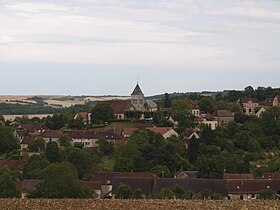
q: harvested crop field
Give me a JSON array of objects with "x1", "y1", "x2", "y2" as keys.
[{"x1": 0, "y1": 199, "x2": 280, "y2": 210}]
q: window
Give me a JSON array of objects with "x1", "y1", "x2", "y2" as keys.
[
  {"x1": 132, "y1": 99, "x2": 137, "y2": 104},
  {"x1": 139, "y1": 99, "x2": 144, "y2": 104}
]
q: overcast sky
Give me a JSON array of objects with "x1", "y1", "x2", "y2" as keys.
[{"x1": 0, "y1": 0, "x2": 279, "y2": 96}]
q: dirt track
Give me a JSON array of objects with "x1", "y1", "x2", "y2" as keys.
[{"x1": 0, "y1": 199, "x2": 280, "y2": 210}]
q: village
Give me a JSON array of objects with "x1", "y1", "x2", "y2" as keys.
[{"x1": 0, "y1": 84, "x2": 280, "y2": 200}]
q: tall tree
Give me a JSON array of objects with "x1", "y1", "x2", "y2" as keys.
[
  {"x1": 29, "y1": 162, "x2": 92, "y2": 198},
  {"x1": 0, "y1": 168, "x2": 21, "y2": 198},
  {"x1": 0, "y1": 127, "x2": 19, "y2": 154},
  {"x1": 163, "y1": 93, "x2": 172, "y2": 108},
  {"x1": 91, "y1": 103, "x2": 115, "y2": 125},
  {"x1": 67, "y1": 148, "x2": 92, "y2": 179},
  {"x1": 45, "y1": 142, "x2": 60, "y2": 163}
]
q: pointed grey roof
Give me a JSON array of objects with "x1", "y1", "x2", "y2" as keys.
[{"x1": 131, "y1": 83, "x2": 144, "y2": 95}]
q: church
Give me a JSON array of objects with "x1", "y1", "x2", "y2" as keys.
[{"x1": 99, "y1": 83, "x2": 158, "y2": 120}]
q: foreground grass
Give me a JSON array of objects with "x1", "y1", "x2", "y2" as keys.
[{"x1": 1, "y1": 199, "x2": 280, "y2": 210}]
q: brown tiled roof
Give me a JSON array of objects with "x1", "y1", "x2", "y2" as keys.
[
  {"x1": 153, "y1": 178, "x2": 227, "y2": 197},
  {"x1": 262, "y1": 173, "x2": 280, "y2": 180},
  {"x1": 16, "y1": 130, "x2": 28, "y2": 138},
  {"x1": 21, "y1": 123, "x2": 48, "y2": 131},
  {"x1": 98, "y1": 100, "x2": 131, "y2": 114},
  {"x1": 0, "y1": 160, "x2": 26, "y2": 171},
  {"x1": 112, "y1": 177, "x2": 154, "y2": 195},
  {"x1": 91, "y1": 172, "x2": 156, "y2": 184},
  {"x1": 239, "y1": 98, "x2": 259, "y2": 103},
  {"x1": 227, "y1": 179, "x2": 278, "y2": 194},
  {"x1": 216, "y1": 110, "x2": 234, "y2": 117},
  {"x1": 21, "y1": 136, "x2": 33, "y2": 145},
  {"x1": 84, "y1": 181, "x2": 103, "y2": 191},
  {"x1": 123, "y1": 128, "x2": 139, "y2": 136},
  {"x1": 41, "y1": 130, "x2": 62, "y2": 138},
  {"x1": 146, "y1": 127, "x2": 173, "y2": 135},
  {"x1": 223, "y1": 173, "x2": 254, "y2": 180},
  {"x1": 183, "y1": 128, "x2": 200, "y2": 139}
]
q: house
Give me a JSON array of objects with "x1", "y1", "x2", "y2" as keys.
[
  {"x1": 188, "y1": 101, "x2": 200, "y2": 117},
  {"x1": 273, "y1": 96, "x2": 280, "y2": 107},
  {"x1": 98, "y1": 100, "x2": 132, "y2": 120},
  {"x1": 40, "y1": 130, "x2": 62, "y2": 144},
  {"x1": 15, "y1": 130, "x2": 29, "y2": 142},
  {"x1": 20, "y1": 136, "x2": 33, "y2": 151},
  {"x1": 122, "y1": 128, "x2": 139, "y2": 138},
  {"x1": 254, "y1": 106, "x2": 267, "y2": 118},
  {"x1": 131, "y1": 83, "x2": 146, "y2": 111},
  {"x1": 198, "y1": 114, "x2": 218, "y2": 130},
  {"x1": 215, "y1": 110, "x2": 235, "y2": 126},
  {"x1": 19, "y1": 123, "x2": 48, "y2": 134},
  {"x1": 91, "y1": 172, "x2": 157, "y2": 198},
  {"x1": 174, "y1": 168, "x2": 198, "y2": 179},
  {"x1": 226, "y1": 179, "x2": 280, "y2": 200},
  {"x1": 74, "y1": 112, "x2": 92, "y2": 124},
  {"x1": 238, "y1": 98, "x2": 259, "y2": 115},
  {"x1": 145, "y1": 100, "x2": 158, "y2": 112},
  {"x1": 19, "y1": 180, "x2": 41, "y2": 198},
  {"x1": 84, "y1": 181, "x2": 103, "y2": 199},
  {"x1": 112, "y1": 177, "x2": 155, "y2": 197},
  {"x1": 146, "y1": 127, "x2": 179, "y2": 139},
  {"x1": 153, "y1": 178, "x2": 228, "y2": 199},
  {"x1": 64, "y1": 130, "x2": 123, "y2": 148},
  {"x1": 0, "y1": 160, "x2": 26, "y2": 173},
  {"x1": 223, "y1": 173, "x2": 254, "y2": 180},
  {"x1": 122, "y1": 127, "x2": 178, "y2": 139},
  {"x1": 182, "y1": 128, "x2": 200, "y2": 149}
]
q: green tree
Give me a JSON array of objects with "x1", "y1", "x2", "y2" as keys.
[
  {"x1": 59, "y1": 135, "x2": 71, "y2": 148},
  {"x1": 97, "y1": 139, "x2": 114, "y2": 155},
  {"x1": 28, "y1": 137, "x2": 45, "y2": 152},
  {"x1": 91, "y1": 103, "x2": 115, "y2": 125},
  {"x1": 163, "y1": 93, "x2": 172, "y2": 108},
  {"x1": 45, "y1": 114, "x2": 65, "y2": 130},
  {"x1": 67, "y1": 147, "x2": 92, "y2": 179},
  {"x1": 188, "y1": 136, "x2": 199, "y2": 164},
  {"x1": 115, "y1": 184, "x2": 133, "y2": 199},
  {"x1": 0, "y1": 168, "x2": 21, "y2": 198},
  {"x1": 45, "y1": 142, "x2": 60, "y2": 163},
  {"x1": 0, "y1": 127, "x2": 19, "y2": 154},
  {"x1": 23, "y1": 155, "x2": 49, "y2": 179},
  {"x1": 29, "y1": 162, "x2": 92, "y2": 198},
  {"x1": 151, "y1": 165, "x2": 171, "y2": 178},
  {"x1": 198, "y1": 98, "x2": 215, "y2": 114},
  {"x1": 67, "y1": 116, "x2": 84, "y2": 130},
  {"x1": 132, "y1": 188, "x2": 143, "y2": 199},
  {"x1": 258, "y1": 189, "x2": 275, "y2": 200},
  {"x1": 113, "y1": 141, "x2": 140, "y2": 172}
]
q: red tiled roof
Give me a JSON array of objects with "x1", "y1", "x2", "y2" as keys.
[
  {"x1": 41, "y1": 130, "x2": 62, "y2": 138},
  {"x1": 0, "y1": 160, "x2": 26, "y2": 171},
  {"x1": 98, "y1": 100, "x2": 131, "y2": 114},
  {"x1": 188, "y1": 100, "x2": 199, "y2": 109}
]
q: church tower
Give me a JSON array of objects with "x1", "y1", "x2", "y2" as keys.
[{"x1": 131, "y1": 83, "x2": 145, "y2": 111}]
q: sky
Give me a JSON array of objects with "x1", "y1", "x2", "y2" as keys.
[{"x1": 0, "y1": 0, "x2": 280, "y2": 96}]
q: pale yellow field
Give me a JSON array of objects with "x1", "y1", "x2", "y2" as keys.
[{"x1": 0, "y1": 199, "x2": 279, "y2": 210}]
